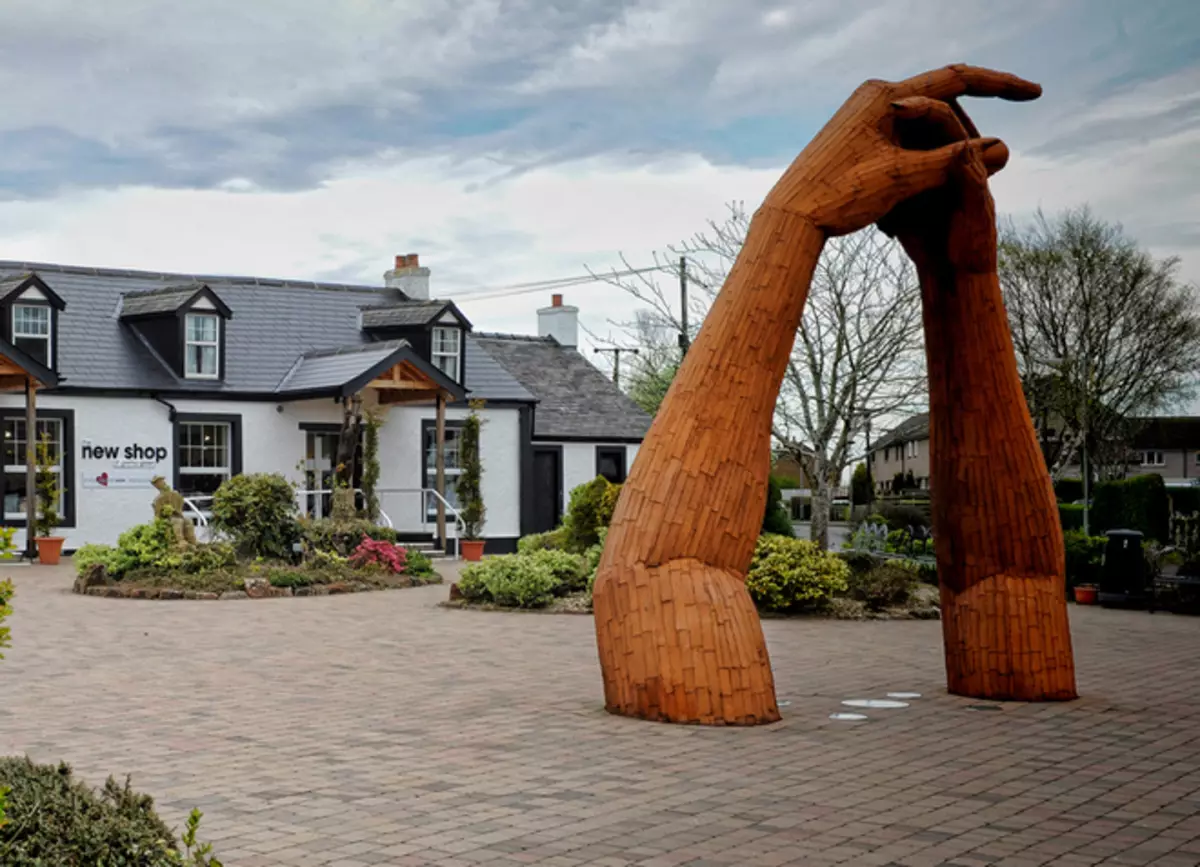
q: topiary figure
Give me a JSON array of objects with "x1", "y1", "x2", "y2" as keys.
[{"x1": 151, "y1": 476, "x2": 196, "y2": 546}]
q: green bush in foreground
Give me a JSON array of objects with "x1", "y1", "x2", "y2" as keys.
[
  {"x1": 210, "y1": 473, "x2": 300, "y2": 560},
  {"x1": 746, "y1": 534, "x2": 850, "y2": 613},
  {"x1": 458, "y1": 555, "x2": 560, "y2": 608},
  {"x1": 0, "y1": 757, "x2": 221, "y2": 865},
  {"x1": 847, "y1": 563, "x2": 917, "y2": 611}
]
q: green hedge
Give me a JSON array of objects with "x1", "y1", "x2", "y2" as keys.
[
  {"x1": 1058, "y1": 503, "x2": 1086, "y2": 532},
  {"x1": 1092, "y1": 474, "x2": 1169, "y2": 541},
  {"x1": 1054, "y1": 477, "x2": 1084, "y2": 503}
]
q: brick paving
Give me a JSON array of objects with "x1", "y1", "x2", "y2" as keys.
[{"x1": 1, "y1": 563, "x2": 1199, "y2": 866}]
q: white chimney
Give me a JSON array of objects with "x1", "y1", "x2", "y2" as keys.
[
  {"x1": 538, "y1": 293, "x2": 578, "y2": 348},
  {"x1": 384, "y1": 253, "x2": 430, "y2": 300}
]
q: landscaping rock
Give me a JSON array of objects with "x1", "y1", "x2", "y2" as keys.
[
  {"x1": 327, "y1": 583, "x2": 350, "y2": 594},
  {"x1": 127, "y1": 588, "x2": 148, "y2": 599},
  {"x1": 159, "y1": 589, "x2": 184, "y2": 600},
  {"x1": 244, "y1": 577, "x2": 273, "y2": 599},
  {"x1": 73, "y1": 563, "x2": 108, "y2": 595},
  {"x1": 86, "y1": 586, "x2": 108, "y2": 597},
  {"x1": 105, "y1": 587, "x2": 124, "y2": 598},
  {"x1": 219, "y1": 590, "x2": 249, "y2": 601},
  {"x1": 195, "y1": 592, "x2": 219, "y2": 601},
  {"x1": 448, "y1": 582, "x2": 463, "y2": 601},
  {"x1": 308, "y1": 585, "x2": 330, "y2": 596},
  {"x1": 294, "y1": 586, "x2": 311, "y2": 597}
]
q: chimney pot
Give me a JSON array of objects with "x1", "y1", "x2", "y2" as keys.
[
  {"x1": 384, "y1": 252, "x2": 431, "y2": 300},
  {"x1": 394, "y1": 254, "x2": 405, "y2": 269},
  {"x1": 538, "y1": 295, "x2": 579, "y2": 348},
  {"x1": 551, "y1": 293, "x2": 563, "y2": 307},
  {"x1": 408, "y1": 253, "x2": 419, "y2": 268}
]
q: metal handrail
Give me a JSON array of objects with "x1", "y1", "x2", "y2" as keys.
[
  {"x1": 181, "y1": 496, "x2": 210, "y2": 527},
  {"x1": 294, "y1": 488, "x2": 393, "y2": 529},
  {"x1": 376, "y1": 486, "x2": 465, "y2": 560}
]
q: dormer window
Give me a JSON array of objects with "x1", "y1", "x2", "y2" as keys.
[
  {"x1": 185, "y1": 313, "x2": 220, "y2": 379},
  {"x1": 432, "y1": 326, "x2": 461, "y2": 381},
  {"x1": 12, "y1": 304, "x2": 51, "y2": 368}
]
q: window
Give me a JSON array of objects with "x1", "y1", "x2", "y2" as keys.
[
  {"x1": 176, "y1": 417, "x2": 241, "y2": 500},
  {"x1": 596, "y1": 446, "x2": 627, "y2": 484},
  {"x1": 431, "y1": 327, "x2": 460, "y2": 381},
  {"x1": 422, "y1": 421, "x2": 463, "y2": 520},
  {"x1": 185, "y1": 313, "x2": 220, "y2": 378},
  {"x1": 906, "y1": 440, "x2": 919, "y2": 459},
  {"x1": 1141, "y1": 450, "x2": 1166, "y2": 467},
  {"x1": 0, "y1": 410, "x2": 73, "y2": 526},
  {"x1": 884, "y1": 447, "x2": 890, "y2": 462},
  {"x1": 12, "y1": 304, "x2": 51, "y2": 368}
]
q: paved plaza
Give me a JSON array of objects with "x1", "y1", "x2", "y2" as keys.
[{"x1": 1, "y1": 563, "x2": 1199, "y2": 866}]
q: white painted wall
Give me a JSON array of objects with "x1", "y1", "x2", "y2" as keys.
[
  {"x1": 0, "y1": 393, "x2": 523, "y2": 549},
  {"x1": 542, "y1": 441, "x2": 640, "y2": 516}
]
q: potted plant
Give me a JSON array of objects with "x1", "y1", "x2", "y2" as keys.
[
  {"x1": 1073, "y1": 583, "x2": 1099, "y2": 605},
  {"x1": 456, "y1": 404, "x2": 486, "y2": 561},
  {"x1": 33, "y1": 432, "x2": 65, "y2": 564}
]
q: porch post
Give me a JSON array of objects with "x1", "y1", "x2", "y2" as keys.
[
  {"x1": 435, "y1": 392, "x2": 446, "y2": 549},
  {"x1": 24, "y1": 376, "x2": 36, "y2": 560}
]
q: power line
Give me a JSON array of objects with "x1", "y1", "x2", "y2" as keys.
[{"x1": 447, "y1": 265, "x2": 665, "y2": 303}]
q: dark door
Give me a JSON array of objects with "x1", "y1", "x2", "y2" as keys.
[{"x1": 532, "y1": 447, "x2": 563, "y2": 533}]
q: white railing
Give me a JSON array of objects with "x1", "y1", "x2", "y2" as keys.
[
  {"x1": 293, "y1": 488, "x2": 393, "y2": 529},
  {"x1": 181, "y1": 495, "x2": 213, "y2": 542}
]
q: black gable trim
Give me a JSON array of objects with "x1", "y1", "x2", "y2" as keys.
[
  {"x1": 0, "y1": 337, "x2": 60, "y2": 388},
  {"x1": 0, "y1": 274, "x2": 66, "y2": 310}
]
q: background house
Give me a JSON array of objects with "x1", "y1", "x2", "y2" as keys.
[
  {"x1": 868, "y1": 413, "x2": 930, "y2": 494},
  {"x1": 0, "y1": 255, "x2": 650, "y2": 554}
]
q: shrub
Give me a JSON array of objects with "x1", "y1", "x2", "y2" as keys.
[
  {"x1": 848, "y1": 563, "x2": 917, "y2": 611},
  {"x1": 403, "y1": 547, "x2": 434, "y2": 576},
  {"x1": 210, "y1": 473, "x2": 300, "y2": 560},
  {"x1": 456, "y1": 407, "x2": 486, "y2": 540},
  {"x1": 517, "y1": 527, "x2": 568, "y2": 554},
  {"x1": 0, "y1": 757, "x2": 221, "y2": 865},
  {"x1": 1058, "y1": 503, "x2": 1086, "y2": 532},
  {"x1": 563, "y1": 476, "x2": 621, "y2": 552},
  {"x1": 301, "y1": 518, "x2": 398, "y2": 556},
  {"x1": 457, "y1": 555, "x2": 560, "y2": 607},
  {"x1": 1092, "y1": 474, "x2": 1169, "y2": 541},
  {"x1": 746, "y1": 534, "x2": 850, "y2": 613},
  {"x1": 73, "y1": 542, "x2": 118, "y2": 576},
  {"x1": 267, "y1": 569, "x2": 313, "y2": 588},
  {"x1": 875, "y1": 502, "x2": 929, "y2": 532},
  {"x1": 528, "y1": 548, "x2": 589, "y2": 594},
  {"x1": 110, "y1": 519, "x2": 178, "y2": 578},
  {"x1": 884, "y1": 528, "x2": 911, "y2": 553},
  {"x1": 1063, "y1": 529, "x2": 1106, "y2": 592},
  {"x1": 1055, "y1": 477, "x2": 1084, "y2": 503},
  {"x1": 762, "y1": 476, "x2": 795, "y2": 537},
  {"x1": 0, "y1": 578, "x2": 11, "y2": 661},
  {"x1": 837, "y1": 551, "x2": 877, "y2": 577},
  {"x1": 178, "y1": 542, "x2": 237, "y2": 574},
  {"x1": 349, "y1": 536, "x2": 408, "y2": 573},
  {"x1": 0, "y1": 526, "x2": 15, "y2": 560}
]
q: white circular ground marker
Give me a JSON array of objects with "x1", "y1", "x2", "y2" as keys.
[
  {"x1": 842, "y1": 699, "x2": 909, "y2": 709},
  {"x1": 829, "y1": 712, "x2": 868, "y2": 721},
  {"x1": 887, "y1": 692, "x2": 922, "y2": 699}
]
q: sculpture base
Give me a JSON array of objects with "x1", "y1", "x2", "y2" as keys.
[
  {"x1": 941, "y1": 574, "x2": 1077, "y2": 701},
  {"x1": 594, "y1": 558, "x2": 781, "y2": 726}
]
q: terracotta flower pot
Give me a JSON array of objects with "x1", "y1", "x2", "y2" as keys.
[
  {"x1": 461, "y1": 540, "x2": 485, "y2": 562},
  {"x1": 1073, "y1": 584, "x2": 1098, "y2": 605},
  {"x1": 35, "y1": 537, "x2": 65, "y2": 565}
]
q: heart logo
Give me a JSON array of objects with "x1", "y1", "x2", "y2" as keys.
[{"x1": 96, "y1": 472, "x2": 109, "y2": 487}]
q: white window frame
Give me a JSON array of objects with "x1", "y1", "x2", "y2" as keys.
[
  {"x1": 431, "y1": 326, "x2": 460, "y2": 382},
  {"x1": 906, "y1": 440, "x2": 919, "y2": 458},
  {"x1": 177, "y1": 421, "x2": 232, "y2": 497},
  {"x1": 3, "y1": 417, "x2": 62, "y2": 520},
  {"x1": 12, "y1": 303, "x2": 51, "y2": 368},
  {"x1": 1141, "y1": 450, "x2": 1165, "y2": 468},
  {"x1": 423, "y1": 422, "x2": 463, "y2": 520},
  {"x1": 184, "y1": 313, "x2": 220, "y2": 379}
]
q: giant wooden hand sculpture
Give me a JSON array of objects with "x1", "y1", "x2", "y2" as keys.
[
  {"x1": 880, "y1": 106, "x2": 1077, "y2": 700},
  {"x1": 593, "y1": 65, "x2": 1066, "y2": 725}
]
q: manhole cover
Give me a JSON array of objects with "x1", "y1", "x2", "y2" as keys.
[
  {"x1": 778, "y1": 700, "x2": 792, "y2": 707},
  {"x1": 887, "y1": 692, "x2": 922, "y2": 699},
  {"x1": 843, "y1": 699, "x2": 909, "y2": 709},
  {"x1": 829, "y1": 712, "x2": 868, "y2": 721}
]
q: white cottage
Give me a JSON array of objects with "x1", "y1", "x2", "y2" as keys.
[{"x1": 0, "y1": 255, "x2": 650, "y2": 556}]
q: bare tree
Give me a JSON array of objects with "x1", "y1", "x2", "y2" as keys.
[
  {"x1": 1000, "y1": 207, "x2": 1200, "y2": 484},
  {"x1": 591, "y1": 202, "x2": 925, "y2": 549}
]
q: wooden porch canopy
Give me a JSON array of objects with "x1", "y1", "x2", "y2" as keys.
[
  {"x1": 275, "y1": 340, "x2": 468, "y2": 545},
  {"x1": 0, "y1": 338, "x2": 62, "y2": 559}
]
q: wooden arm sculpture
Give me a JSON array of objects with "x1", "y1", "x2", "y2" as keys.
[
  {"x1": 592, "y1": 65, "x2": 1076, "y2": 725},
  {"x1": 880, "y1": 102, "x2": 1078, "y2": 701}
]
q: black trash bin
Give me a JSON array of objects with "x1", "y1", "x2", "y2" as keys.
[{"x1": 1099, "y1": 529, "x2": 1147, "y2": 607}]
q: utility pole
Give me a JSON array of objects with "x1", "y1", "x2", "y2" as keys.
[
  {"x1": 678, "y1": 256, "x2": 690, "y2": 358},
  {"x1": 594, "y1": 346, "x2": 639, "y2": 388}
]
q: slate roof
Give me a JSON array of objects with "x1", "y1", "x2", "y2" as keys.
[
  {"x1": 1131, "y1": 417, "x2": 1200, "y2": 450},
  {"x1": 873, "y1": 412, "x2": 930, "y2": 451},
  {"x1": 0, "y1": 274, "x2": 32, "y2": 304},
  {"x1": 474, "y1": 333, "x2": 652, "y2": 441},
  {"x1": 120, "y1": 284, "x2": 213, "y2": 318},
  {"x1": 360, "y1": 301, "x2": 447, "y2": 329},
  {"x1": 275, "y1": 340, "x2": 467, "y2": 400},
  {"x1": 0, "y1": 260, "x2": 529, "y2": 403}
]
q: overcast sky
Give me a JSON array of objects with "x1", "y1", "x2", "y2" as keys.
[{"x1": 1, "y1": 0, "x2": 1196, "y2": 368}]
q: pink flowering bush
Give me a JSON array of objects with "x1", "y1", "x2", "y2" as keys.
[{"x1": 349, "y1": 536, "x2": 408, "y2": 573}]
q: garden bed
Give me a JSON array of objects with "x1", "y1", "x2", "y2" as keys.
[{"x1": 75, "y1": 561, "x2": 440, "y2": 600}]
